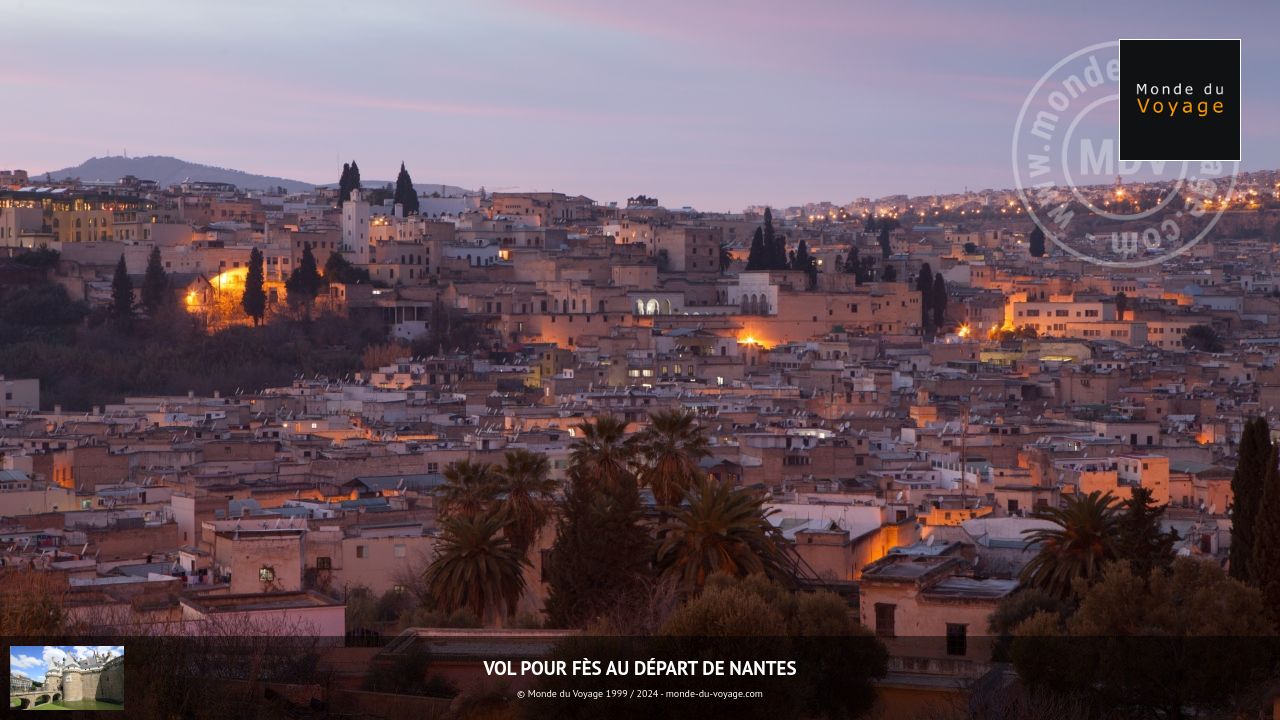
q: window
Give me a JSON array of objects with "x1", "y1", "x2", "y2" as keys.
[
  {"x1": 259, "y1": 566, "x2": 275, "y2": 582},
  {"x1": 874, "y1": 603, "x2": 896, "y2": 637},
  {"x1": 394, "y1": 544, "x2": 406, "y2": 558},
  {"x1": 316, "y1": 556, "x2": 332, "y2": 570},
  {"x1": 356, "y1": 545, "x2": 366, "y2": 559},
  {"x1": 946, "y1": 623, "x2": 968, "y2": 656}
]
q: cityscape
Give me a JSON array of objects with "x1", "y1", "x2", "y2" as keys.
[{"x1": 5, "y1": 2, "x2": 1280, "y2": 720}]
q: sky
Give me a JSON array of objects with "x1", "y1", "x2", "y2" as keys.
[
  {"x1": 9, "y1": 646, "x2": 124, "y2": 684},
  {"x1": 2, "y1": 0, "x2": 1277, "y2": 210}
]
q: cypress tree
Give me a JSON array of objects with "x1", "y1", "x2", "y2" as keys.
[
  {"x1": 882, "y1": 263, "x2": 898, "y2": 282},
  {"x1": 393, "y1": 162, "x2": 420, "y2": 215},
  {"x1": 1029, "y1": 226, "x2": 1046, "y2": 257},
  {"x1": 774, "y1": 235, "x2": 790, "y2": 270},
  {"x1": 544, "y1": 476, "x2": 653, "y2": 628},
  {"x1": 931, "y1": 274, "x2": 948, "y2": 327},
  {"x1": 1231, "y1": 416, "x2": 1272, "y2": 582},
  {"x1": 878, "y1": 225, "x2": 891, "y2": 259},
  {"x1": 763, "y1": 208, "x2": 784, "y2": 270},
  {"x1": 746, "y1": 227, "x2": 765, "y2": 271},
  {"x1": 917, "y1": 263, "x2": 934, "y2": 330},
  {"x1": 349, "y1": 160, "x2": 361, "y2": 195},
  {"x1": 141, "y1": 246, "x2": 169, "y2": 314},
  {"x1": 242, "y1": 247, "x2": 266, "y2": 325},
  {"x1": 285, "y1": 242, "x2": 323, "y2": 306},
  {"x1": 1116, "y1": 486, "x2": 1178, "y2": 578},
  {"x1": 1254, "y1": 444, "x2": 1280, "y2": 616},
  {"x1": 791, "y1": 239, "x2": 809, "y2": 271},
  {"x1": 109, "y1": 254, "x2": 133, "y2": 322},
  {"x1": 338, "y1": 162, "x2": 352, "y2": 203}
]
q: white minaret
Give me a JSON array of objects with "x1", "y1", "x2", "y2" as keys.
[{"x1": 342, "y1": 188, "x2": 372, "y2": 265}]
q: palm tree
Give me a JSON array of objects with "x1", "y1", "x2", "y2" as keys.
[
  {"x1": 656, "y1": 478, "x2": 788, "y2": 593},
  {"x1": 495, "y1": 449, "x2": 557, "y2": 554},
  {"x1": 636, "y1": 409, "x2": 710, "y2": 508},
  {"x1": 438, "y1": 460, "x2": 499, "y2": 519},
  {"x1": 425, "y1": 510, "x2": 528, "y2": 622},
  {"x1": 1020, "y1": 490, "x2": 1121, "y2": 599},
  {"x1": 568, "y1": 416, "x2": 637, "y2": 496}
]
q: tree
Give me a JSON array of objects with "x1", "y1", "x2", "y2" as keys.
[
  {"x1": 1183, "y1": 324, "x2": 1224, "y2": 352},
  {"x1": 878, "y1": 225, "x2": 891, "y2": 259},
  {"x1": 1114, "y1": 291, "x2": 1128, "y2": 318},
  {"x1": 657, "y1": 574, "x2": 888, "y2": 720},
  {"x1": 241, "y1": 247, "x2": 266, "y2": 326},
  {"x1": 790, "y1": 239, "x2": 817, "y2": 288},
  {"x1": 393, "y1": 162, "x2": 420, "y2": 215},
  {"x1": 745, "y1": 227, "x2": 766, "y2": 271},
  {"x1": 1029, "y1": 225, "x2": 1046, "y2": 257},
  {"x1": 109, "y1": 254, "x2": 133, "y2": 322},
  {"x1": 567, "y1": 416, "x2": 637, "y2": 496},
  {"x1": 338, "y1": 163, "x2": 351, "y2": 203},
  {"x1": 635, "y1": 409, "x2": 709, "y2": 508},
  {"x1": 916, "y1": 263, "x2": 934, "y2": 330},
  {"x1": 1020, "y1": 491, "x2": 1120, "y2": 599},
  {"x1": 1230, "y1": 416, "x2": 1271, "y2": 582},
  {"x1": 656, "y1": 478, "x2": 790, "y2": 594},
  {"x1": 544, "y1": 471, "x2": 653, "y2": 629},
  {"x1": 438, "y1": 460, "x2": 500, "y2": 520},
  {"x1": 424, "y1": 510, "x2": 528, "y2": 622},
  {"x1": 495, "y1": 449, "x2": 556, "y2": 554},
  {"x1": 285, "y1": 242, "x2": 323, "y2": 307},
  {"x1": 931, "y1": 273, "x2": 948, "y2": 328},
  {"x1": 141, "y1": 246, "x2": 169, "y2": 314},
  {"x1": 1114, "y1": 486, "x2": 1177, "y2": 578},
  {"x1": 963, "y1": 241, "x2": 978, "y2": 254},
  {"x1": 881, "y1": 263, "x2": 897, "y2": 282},
  {"x1": 763, "y1": 207, "x2": 785, "y2": 270},
  {"x1": 1011, "y1": 560, "x2": 1276, "y2": 719},
  {"x1": 1252, "y1": 443, "x2": 1280, "y2": 617},
  {"x1": 323, "y1": 250, "x2": 371, "y2": 285},
  {"x1": 339, "y1": 160, "x2": 362, "y2": 203}
]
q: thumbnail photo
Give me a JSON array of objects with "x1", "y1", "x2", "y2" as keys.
[{"x1": 8, "y1": 647, "x2": 124, "y2": 711}]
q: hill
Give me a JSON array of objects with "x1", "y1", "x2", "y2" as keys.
[
  {"x1": 42, "y1": 156, "x2": 473, "y2": 196},
  {"x1": 43, "y1": 156, "x2": 315, "y2": 192}
]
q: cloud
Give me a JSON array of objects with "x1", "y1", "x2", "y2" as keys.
[
  {"x1": 10, "y1": 653, "x2": 41, "y2": 670},
  {"x1": 42, "y1": 646, "x2": 70, "y2": 667}
]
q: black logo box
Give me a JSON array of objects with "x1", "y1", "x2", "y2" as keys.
[{"x1": 1119, "y1": 39, "x2": 1241, "y2": 162}]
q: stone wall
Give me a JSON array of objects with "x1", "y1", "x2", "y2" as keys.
[
  {"x1": 97, "y1": 656, "x2": 124, "y2": 703},
  {"x1": 56, "y1": 656, "x2": 124, "y2": 703}
]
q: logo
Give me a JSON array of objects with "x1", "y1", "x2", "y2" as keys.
[{"x1": 1012, "y1": 41, "x2": 1240, "y2": 267}]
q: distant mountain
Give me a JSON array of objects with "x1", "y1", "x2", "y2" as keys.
[
  {"x1": 42, "y1": 155, "x2": 473, "y2": 197},
  {"x1": 43, "y1": 155, "x2": 316, "y2": 193}
]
